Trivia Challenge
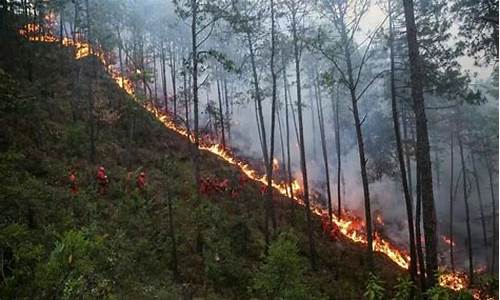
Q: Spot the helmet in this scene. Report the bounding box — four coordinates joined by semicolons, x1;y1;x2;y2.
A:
99;166;105;171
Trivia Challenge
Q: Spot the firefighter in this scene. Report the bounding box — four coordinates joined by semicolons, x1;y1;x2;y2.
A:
69;169;78;194
96;166;109;196
136;171;146;190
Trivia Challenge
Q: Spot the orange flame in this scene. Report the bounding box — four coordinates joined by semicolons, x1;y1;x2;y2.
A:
20;22;477;294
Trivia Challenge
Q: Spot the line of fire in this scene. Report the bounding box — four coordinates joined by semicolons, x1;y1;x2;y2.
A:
12;5;496;299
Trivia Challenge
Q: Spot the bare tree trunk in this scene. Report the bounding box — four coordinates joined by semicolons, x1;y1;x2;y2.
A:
169;44;178;117
389;0;417;281
265;0;278;237
340;19;373;266
277;107;287;180
282;52;295;211
486;160;497;274
191;0;201;202
471;152;488;246
223;78;230;143
183;62;190;131
309;85;317;161
161;42;168;111
449;133;455;272
415;165;426;289
314;77;332;224
153;48;158;106
247;30;275;245
216;77;226;147
403;0;438;287
458;136;474;283
402;107;413;200
331;89;342;217
291;9;316;270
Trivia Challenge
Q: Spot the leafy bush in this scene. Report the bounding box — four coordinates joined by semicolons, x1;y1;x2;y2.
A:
364;272;385;300
36;229;113;299
392;276;414;300
253;230;309;300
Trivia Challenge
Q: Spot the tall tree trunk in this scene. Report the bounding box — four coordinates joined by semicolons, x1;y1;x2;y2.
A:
247;30;275;245
471;152;488;246
277;107;287;180
449;133;455;272
309;86;317;161
291;11;316;270
169;44;177;117
331;89;342;217
402;106;414;200
265;0;278;240
458;136;474;283
403;0;438;287
339;17;373;266
223;78;230;143
161;42;168;111
415;165;427;289
282;52;295;210
153;48;158;106
389;0;417;281
216;78;226;147
191;0;200;202
314;77;332;224
486;160;497;274
183;62;190;131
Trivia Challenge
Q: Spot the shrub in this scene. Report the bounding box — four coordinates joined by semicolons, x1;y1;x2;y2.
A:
253;230;309;300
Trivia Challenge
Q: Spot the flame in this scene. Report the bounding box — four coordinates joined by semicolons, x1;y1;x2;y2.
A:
19;21;480;294
438;272;468;291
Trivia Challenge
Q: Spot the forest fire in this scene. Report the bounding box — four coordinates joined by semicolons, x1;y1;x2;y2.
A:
19;24;474;294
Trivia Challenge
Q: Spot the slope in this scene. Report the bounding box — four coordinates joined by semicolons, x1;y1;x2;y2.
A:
1;31;416;299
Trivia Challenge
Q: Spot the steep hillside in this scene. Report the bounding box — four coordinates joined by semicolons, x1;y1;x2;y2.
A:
2;34;484;300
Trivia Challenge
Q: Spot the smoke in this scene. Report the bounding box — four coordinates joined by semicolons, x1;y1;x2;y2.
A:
143;7;497;273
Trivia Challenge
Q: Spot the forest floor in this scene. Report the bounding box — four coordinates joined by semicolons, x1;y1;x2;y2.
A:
1;33;480;299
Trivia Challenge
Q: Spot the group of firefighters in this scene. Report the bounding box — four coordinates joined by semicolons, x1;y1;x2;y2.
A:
68;166;146;195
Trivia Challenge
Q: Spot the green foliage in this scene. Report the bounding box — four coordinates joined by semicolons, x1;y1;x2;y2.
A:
253;230;309;300
392;276;414;300
36;229;113;299
364;273;385;300
425;285;451;300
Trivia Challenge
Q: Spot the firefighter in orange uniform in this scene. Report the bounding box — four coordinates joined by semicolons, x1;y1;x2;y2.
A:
96;166;109;196
136;171;146;190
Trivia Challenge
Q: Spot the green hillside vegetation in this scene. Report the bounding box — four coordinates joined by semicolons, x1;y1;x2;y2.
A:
0;33;492;299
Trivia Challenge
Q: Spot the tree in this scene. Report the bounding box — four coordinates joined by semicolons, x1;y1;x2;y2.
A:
282;0;316;270
387;0;418;282
402;0;438;288
316;0;386;268
451;0;499;65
